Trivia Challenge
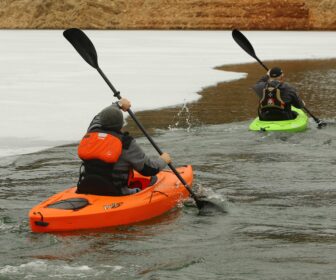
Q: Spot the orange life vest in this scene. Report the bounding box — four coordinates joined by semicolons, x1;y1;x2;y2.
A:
78;132;122;164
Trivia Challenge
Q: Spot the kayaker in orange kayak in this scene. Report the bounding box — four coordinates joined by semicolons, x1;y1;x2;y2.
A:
252;67;305;121
76;98;172;196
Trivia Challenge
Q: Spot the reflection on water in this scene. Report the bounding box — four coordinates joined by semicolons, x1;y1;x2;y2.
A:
0;60;336;279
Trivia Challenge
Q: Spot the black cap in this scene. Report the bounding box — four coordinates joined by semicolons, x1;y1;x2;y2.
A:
269;67;283;78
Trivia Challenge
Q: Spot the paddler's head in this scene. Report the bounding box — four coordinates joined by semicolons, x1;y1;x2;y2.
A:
268;67;284;83
99;104;124;131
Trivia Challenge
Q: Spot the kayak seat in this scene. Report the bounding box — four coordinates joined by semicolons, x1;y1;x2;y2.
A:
76;174;122;196
129;175;158;191
259;108;298;121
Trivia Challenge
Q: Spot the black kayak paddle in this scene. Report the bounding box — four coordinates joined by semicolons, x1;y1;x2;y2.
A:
232;29;327;129
63;28;224;213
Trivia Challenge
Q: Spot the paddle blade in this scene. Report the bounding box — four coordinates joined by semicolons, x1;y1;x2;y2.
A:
196;199;227;215
63;28;99;69
317;120;327;129
232;29;257;59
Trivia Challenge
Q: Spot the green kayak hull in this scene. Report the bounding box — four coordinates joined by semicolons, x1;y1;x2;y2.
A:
249;107;309;132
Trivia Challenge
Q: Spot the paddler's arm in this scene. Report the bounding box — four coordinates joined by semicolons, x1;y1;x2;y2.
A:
287;86;306;109
123;139;171;176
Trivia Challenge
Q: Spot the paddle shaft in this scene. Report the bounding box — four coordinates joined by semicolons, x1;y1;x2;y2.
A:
301;106;321;123
255;57;268;72
97;68;196;198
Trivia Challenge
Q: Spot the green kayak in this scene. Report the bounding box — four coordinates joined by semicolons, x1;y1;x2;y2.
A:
249;107;309;132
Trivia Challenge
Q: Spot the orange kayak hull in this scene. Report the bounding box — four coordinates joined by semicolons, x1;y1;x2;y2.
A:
29;165;193;233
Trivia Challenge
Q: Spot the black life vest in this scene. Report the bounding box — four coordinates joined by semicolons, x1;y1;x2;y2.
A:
259;82;285;111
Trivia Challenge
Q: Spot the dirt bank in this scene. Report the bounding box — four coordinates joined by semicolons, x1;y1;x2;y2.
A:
0;0;335;30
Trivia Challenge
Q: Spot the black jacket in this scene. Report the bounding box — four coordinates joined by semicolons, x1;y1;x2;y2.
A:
252;75;305;120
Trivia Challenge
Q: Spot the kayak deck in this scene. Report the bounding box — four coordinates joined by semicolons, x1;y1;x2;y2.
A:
249;107;308;132
29;165;193;233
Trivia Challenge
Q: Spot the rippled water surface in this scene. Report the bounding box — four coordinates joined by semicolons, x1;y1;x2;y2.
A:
0;65;336;279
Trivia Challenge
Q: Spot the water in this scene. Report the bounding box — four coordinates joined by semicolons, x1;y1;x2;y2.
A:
1;119;336;279
1;32;336;278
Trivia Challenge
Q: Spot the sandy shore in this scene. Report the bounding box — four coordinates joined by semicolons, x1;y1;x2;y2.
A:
124;58;336;136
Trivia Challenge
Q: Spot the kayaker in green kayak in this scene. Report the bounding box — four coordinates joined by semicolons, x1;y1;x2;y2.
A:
252;67;306;121
76;98;172;196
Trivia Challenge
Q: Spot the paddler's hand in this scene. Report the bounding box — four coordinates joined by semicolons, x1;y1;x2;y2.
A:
117;98;131;112
160;153;172;164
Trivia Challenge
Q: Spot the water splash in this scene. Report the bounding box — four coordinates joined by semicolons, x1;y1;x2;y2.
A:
168;101;200;132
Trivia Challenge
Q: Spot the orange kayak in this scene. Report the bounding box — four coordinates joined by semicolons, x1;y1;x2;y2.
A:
29;165;193;233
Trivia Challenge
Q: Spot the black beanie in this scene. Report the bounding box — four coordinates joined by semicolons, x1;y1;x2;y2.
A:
99;105;123;131
269;67;283;78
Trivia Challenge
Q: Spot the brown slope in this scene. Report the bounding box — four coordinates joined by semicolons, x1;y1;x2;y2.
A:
0;0;334;30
